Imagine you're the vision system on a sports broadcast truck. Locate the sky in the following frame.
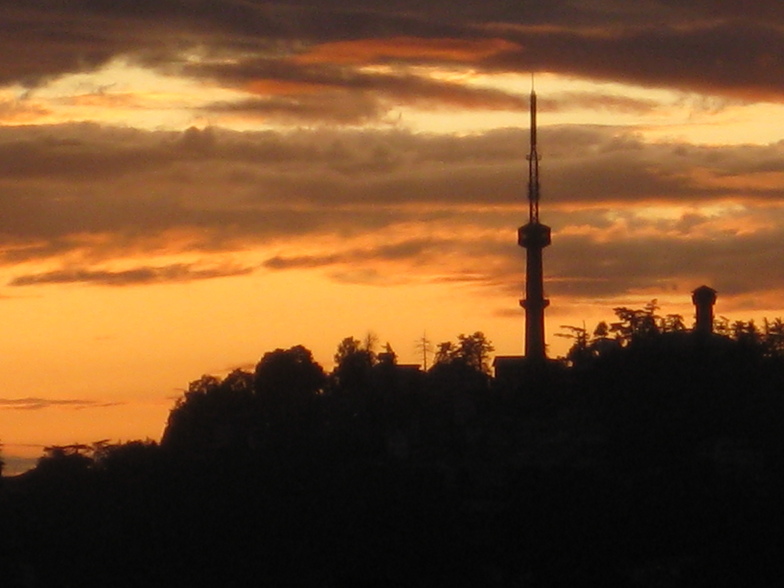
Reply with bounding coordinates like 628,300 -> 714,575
2,0 -> 784,472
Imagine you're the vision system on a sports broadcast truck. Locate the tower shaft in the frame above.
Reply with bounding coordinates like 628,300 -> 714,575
519,223 -> 550,359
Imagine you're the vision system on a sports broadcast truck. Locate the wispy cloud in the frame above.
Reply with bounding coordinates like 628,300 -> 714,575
8,263 -> 254,287
0,398 -> 124,411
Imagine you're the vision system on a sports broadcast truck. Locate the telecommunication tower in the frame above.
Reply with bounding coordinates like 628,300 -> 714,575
518,88 -> 551,360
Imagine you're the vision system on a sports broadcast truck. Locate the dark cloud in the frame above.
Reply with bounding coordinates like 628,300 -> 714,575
657,0 -> 784,23
191,52 -> 528,123
546,223 -> 784,299
0,122 -> 782,276
263,254 -> 341,270
0,397 -> 123,410
3,1 -> 784,102
0,0 -> 462,86
489,20 -> 784,100
0,121 -> 780,305
204,75 -> 527,124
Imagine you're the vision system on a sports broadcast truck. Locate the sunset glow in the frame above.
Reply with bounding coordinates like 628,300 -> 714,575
1,1 -> 783,473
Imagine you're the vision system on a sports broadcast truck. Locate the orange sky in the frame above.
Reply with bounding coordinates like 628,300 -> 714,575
2,1 -> 784,473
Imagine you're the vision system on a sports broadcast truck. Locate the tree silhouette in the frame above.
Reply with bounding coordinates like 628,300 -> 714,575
37,444 -> 93,470
610,299 -> 661,343
162,370 -> 255,453
557,323 -> 590,366
432,331 -> 494,374
763,317 -> 784,356
662,313 -> 686,332
414,332 -> 434,370
93,439 -> 160,477
253,345 -> 326,455
255,345 -> 325,419
331,336 -> 376,394
559,320 -> 622,367
426,332 -> 494,458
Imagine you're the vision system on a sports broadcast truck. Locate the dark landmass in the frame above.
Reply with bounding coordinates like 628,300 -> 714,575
2,313 -> 784,587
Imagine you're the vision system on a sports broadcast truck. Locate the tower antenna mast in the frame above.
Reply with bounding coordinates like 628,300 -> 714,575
528,75 -> 540,224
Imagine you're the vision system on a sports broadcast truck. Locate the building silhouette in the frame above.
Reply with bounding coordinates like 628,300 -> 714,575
518,88 -> 551,360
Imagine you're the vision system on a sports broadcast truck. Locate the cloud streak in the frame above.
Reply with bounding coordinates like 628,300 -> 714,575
0,397 -> 123,411
9,263 -> 254,287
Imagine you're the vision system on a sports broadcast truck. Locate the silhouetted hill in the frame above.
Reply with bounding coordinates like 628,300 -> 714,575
2,330 -> 784,587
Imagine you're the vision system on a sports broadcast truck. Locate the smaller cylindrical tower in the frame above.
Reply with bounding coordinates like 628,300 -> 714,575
692,285 -> 717,336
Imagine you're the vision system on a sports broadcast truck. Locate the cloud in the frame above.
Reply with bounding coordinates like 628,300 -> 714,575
8,262 -> 254,287
0,397 -> 123,410
255,199 -> 784,303
0,122 -> 782,288
293,37 -> 520,66
0,1 -> 465,86
191,54 -> 530,126
263,238 -> 442,270
487,20 -> 784,101
207,92 -> 386,125
0,97 -> 51,123
0,118 -> 781,307
264,254 -> 342,270
547,92 -> 660,115
546,218 -> 784,299
3,1 -> 784,103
